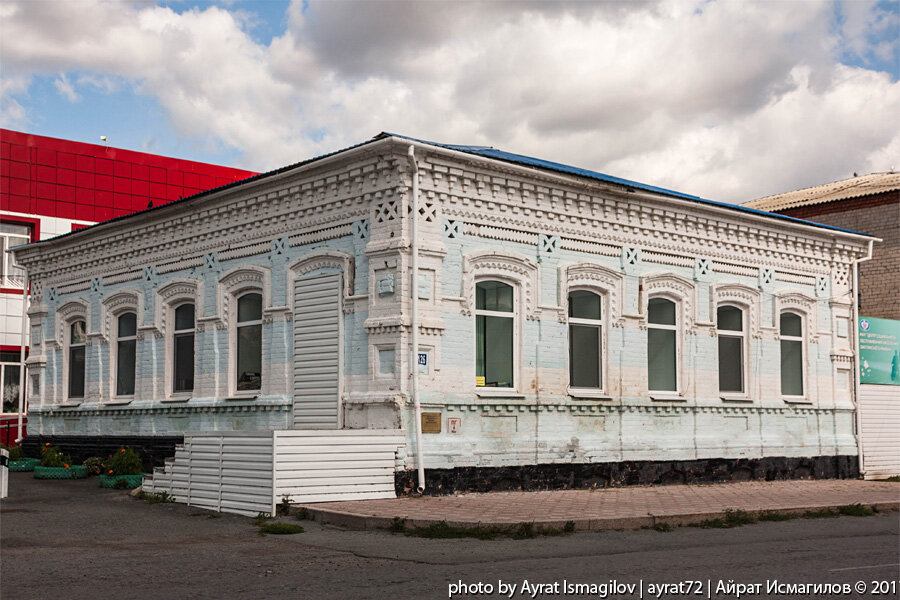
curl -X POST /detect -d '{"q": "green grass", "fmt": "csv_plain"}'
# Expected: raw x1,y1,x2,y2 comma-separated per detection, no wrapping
694,509,758,529
394,519,577,540
259,522,305,535
883,476,900,482
652,522,674,532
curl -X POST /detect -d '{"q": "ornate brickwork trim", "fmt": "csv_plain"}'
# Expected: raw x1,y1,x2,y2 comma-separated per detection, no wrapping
218,266,270,327
56,299,89,345
559,263,626,326
640,272,697,331
461,250,540,319
774,291,818,343
156,279,202,335
288,250,355,299
101,291,142,343
711,284,762,339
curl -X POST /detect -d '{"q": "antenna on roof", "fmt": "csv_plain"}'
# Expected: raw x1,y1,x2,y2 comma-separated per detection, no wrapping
100,136,108,148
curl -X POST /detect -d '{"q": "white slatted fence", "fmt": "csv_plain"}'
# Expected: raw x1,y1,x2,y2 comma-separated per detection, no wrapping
142,429,405,516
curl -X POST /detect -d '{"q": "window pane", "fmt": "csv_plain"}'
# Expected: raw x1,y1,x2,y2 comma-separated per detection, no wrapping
0,223,31,236
569,291,601,320
476,281,513,312
780,312,802,337
718,335,743,392
781,339,804,395
174,333,194,392
648,298,676,325
569,325,600,388
71,321,86,344
3,365,21,413
69,346,85,398
174,304,195,331
717,306,743,332
118,312,137,338
116,339,136,396
648,328,677,391
236,323,262,391
476,314,513,387
237,293,262,323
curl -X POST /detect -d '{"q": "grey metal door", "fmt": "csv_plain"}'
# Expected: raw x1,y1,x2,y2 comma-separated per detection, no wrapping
292,272,342,429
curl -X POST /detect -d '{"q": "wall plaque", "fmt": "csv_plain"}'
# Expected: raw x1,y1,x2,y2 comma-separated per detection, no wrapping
421,412,442,434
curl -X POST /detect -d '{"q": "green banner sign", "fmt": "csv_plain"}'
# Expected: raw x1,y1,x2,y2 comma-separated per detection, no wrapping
859,316,900,385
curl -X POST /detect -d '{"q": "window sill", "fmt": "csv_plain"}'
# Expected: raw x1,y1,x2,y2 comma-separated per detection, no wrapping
720,394,753,403
161,396,191,403
567,388,612,400
105,399,133,406
225,394,259,401
650,393,686,402
476,389,525,399
782,396,812,405
58,401,82,408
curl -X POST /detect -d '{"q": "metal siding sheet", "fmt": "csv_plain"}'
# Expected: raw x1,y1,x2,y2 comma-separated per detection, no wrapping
293,272,342,429
859,384,900,478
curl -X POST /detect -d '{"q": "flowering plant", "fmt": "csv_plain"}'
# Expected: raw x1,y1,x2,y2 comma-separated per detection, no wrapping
107,447,143,476
40,444,72,468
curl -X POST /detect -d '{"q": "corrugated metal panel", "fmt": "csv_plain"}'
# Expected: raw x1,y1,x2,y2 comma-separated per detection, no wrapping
142,431,275,516
142,429,406,514
859,384,900,479
274,430,405,504
293,273,342,429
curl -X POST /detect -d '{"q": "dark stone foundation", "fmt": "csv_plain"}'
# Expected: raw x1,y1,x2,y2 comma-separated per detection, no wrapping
21,435,183,473
395,455,860,496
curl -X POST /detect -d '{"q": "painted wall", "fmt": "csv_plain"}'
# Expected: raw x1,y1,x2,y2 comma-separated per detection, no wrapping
13,138,867,472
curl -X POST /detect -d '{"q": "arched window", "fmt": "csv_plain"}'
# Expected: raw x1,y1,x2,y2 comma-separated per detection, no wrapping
236,293,262,392
717,305,744,393
475,280,514,388
173,303,195,393
780,312,804,397
647,297,677,392
568,290,602,389
68,320,86,398
116,312,137,396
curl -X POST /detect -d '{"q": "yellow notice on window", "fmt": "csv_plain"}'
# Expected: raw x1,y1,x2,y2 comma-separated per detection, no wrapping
475,376,485,387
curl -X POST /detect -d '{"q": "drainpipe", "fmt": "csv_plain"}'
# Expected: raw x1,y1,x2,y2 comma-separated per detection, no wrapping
407,145,425,493
851,238,874,479
16,267,28,443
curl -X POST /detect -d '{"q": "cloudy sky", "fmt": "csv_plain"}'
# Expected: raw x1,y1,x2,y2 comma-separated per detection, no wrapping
1,0,897,203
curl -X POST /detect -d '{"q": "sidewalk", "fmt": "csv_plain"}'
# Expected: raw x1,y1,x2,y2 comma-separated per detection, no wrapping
297,479,900,531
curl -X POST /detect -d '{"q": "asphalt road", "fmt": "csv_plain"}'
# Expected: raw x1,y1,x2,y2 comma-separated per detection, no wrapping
2,472,898,600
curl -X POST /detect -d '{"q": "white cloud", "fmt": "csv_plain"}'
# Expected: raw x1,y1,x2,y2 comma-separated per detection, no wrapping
0,0,897,202
53,74,79,102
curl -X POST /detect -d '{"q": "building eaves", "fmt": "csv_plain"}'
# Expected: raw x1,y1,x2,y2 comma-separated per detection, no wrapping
744,172,900,212
379,133,873,238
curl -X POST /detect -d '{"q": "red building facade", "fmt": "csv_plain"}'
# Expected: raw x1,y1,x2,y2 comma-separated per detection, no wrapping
0,128,256,441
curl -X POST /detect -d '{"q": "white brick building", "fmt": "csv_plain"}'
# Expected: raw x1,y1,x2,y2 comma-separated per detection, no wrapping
12,133,874,493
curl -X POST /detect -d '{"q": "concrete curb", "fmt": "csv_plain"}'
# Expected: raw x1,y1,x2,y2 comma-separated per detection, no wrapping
295,501,900,532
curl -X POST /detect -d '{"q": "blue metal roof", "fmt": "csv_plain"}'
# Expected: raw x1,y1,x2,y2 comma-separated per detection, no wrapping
379,132,872,238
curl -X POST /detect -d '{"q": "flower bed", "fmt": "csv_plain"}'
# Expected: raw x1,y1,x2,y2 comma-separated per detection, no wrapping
99,474,144,489
34,465,89,479
8,457,41,472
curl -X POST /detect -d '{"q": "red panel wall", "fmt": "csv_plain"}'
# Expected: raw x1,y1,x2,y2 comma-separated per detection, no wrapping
1,129,258,222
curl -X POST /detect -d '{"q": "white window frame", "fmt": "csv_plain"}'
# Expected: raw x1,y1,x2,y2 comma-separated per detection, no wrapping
114,312,138,400
567,288,606,397
779,310,807,402
233,291,263,396
0,353,24,415
55,300,89,405
171,302,196,396
66,319,87,401
716,303,749,400
0,222,31,290
646,293,682,398
473,277,520,395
